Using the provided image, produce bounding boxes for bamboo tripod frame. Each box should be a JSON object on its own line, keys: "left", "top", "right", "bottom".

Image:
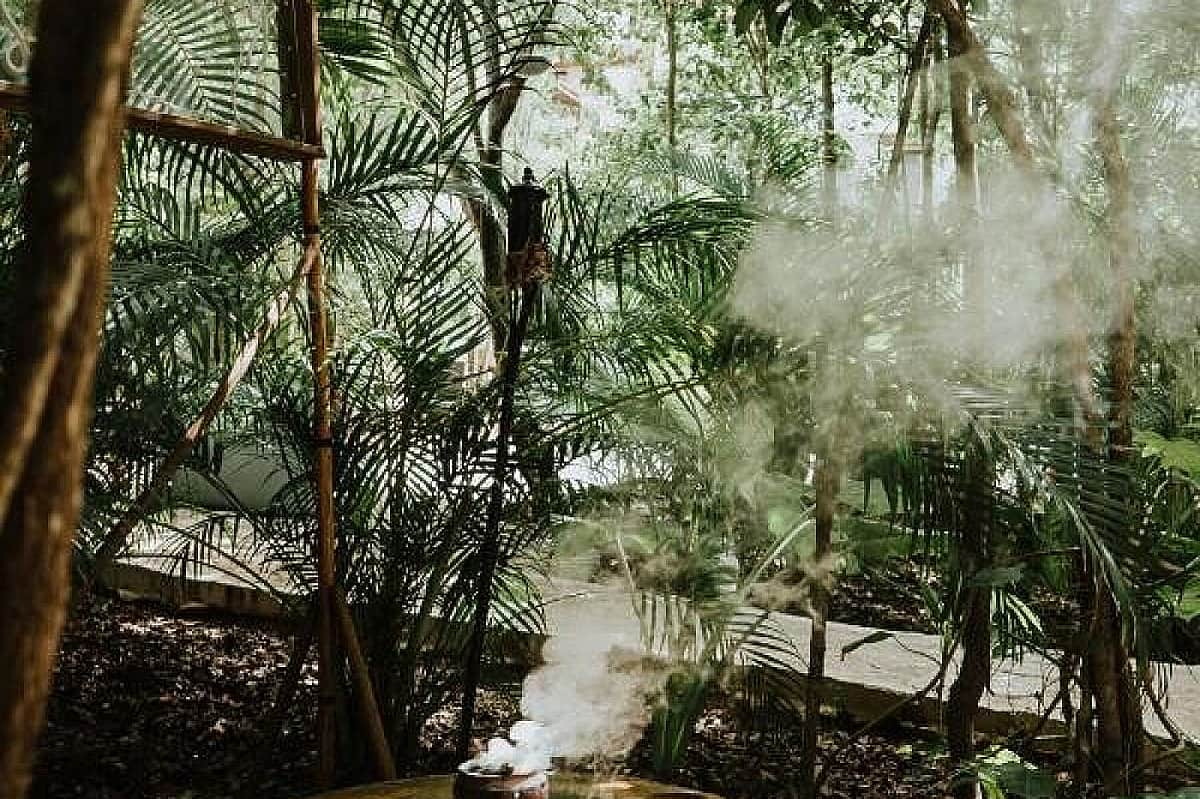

{"left": 1, "top": 0, "right": 394, "bottom": 787}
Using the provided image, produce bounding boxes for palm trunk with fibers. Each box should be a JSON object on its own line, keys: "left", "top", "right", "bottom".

{"left": 92, "top": 250, "right": 315, "bottom": 579}
{"left": 798, "top": 453, "right": 839, "bottom": 799}
{"left": 0, "top": 2, "right": 144, "bottom": 796}
{"left": 946, "top": 436, "right": 992, "bottom": 799}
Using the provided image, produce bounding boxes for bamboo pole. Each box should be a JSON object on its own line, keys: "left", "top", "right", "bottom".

{"left": 290, "top": 0, "right": 393, "bottom": 783}
{"left": 0, "top": 81, "right": 324, "bottom": 162}
{"left": 306, "top": 146, "right": 339, "bottom": 791}
{"left": 335, "top": 590, "right": 398, "bottom": 780}
{"left": 287, "top": 0, "right": 338, "bottom": 785}
{"left": 92, "top": 249, "right": 316, "bottom": 578}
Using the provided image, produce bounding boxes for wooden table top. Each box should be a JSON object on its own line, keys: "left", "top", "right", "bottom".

{"left": 309, "top": 774, "right": 721, "bottom": 799}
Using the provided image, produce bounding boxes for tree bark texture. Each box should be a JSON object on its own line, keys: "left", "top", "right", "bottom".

{"left": 1090, "top": 63, "right": 1143, "bottom": 798}
{"left": 820, "top": 50, "right": 837, "bottom": 218}
{"left": 929, "top": 0, "right": 1034, "bottom": 172}
{"left": 885, "top": 11, "right": 933, "bottom": 187}
{"left": 798, "top": 456, "right": 839, "bottom": 799}
{"left": 0, "top": 2, "right": 144, "bottom": 797}
{"left": 946, "top": 442, "right": 992, "bottom": 799}
{"left": 946, "top": 21, "right": 977, "bottom": 213}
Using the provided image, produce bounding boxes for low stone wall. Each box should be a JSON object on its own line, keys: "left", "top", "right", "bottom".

{"left": 109, "top": 562, "right": 288, "bottom": 617}
{"left": 105, "top": 562, "right": 547, "bottom": 667}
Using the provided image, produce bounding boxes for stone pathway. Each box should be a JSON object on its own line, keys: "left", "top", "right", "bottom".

{"left": 536, "top": 576, "right": 1200, "bottom": 739}
{"left": 115, "top": 550, "right": 1200, "bottom": 740}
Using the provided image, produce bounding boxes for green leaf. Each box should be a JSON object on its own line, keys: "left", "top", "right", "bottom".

{"left": 1135, "top": 430, "right": 1200, "bottom": 478}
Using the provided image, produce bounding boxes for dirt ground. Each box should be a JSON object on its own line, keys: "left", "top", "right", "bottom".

{"left": 31, "top": 598, "right": 947, "bottom": 799}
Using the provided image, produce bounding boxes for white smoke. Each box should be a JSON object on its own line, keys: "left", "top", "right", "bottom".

{"left": 519, "top": 634, "right": 662, "bottom": 760}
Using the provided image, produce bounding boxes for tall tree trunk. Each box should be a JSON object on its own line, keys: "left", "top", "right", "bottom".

{"left": 946, "top": 438, "right": 992, "bottom": 799}
{"left": 921, "top": 31, "right": 945, "bottom": 215}
{"left": 933, "top": 2, "right": 1142, "bottom": 790}
{"left": 1090, "top": 63, "right": 1143, "bottom": 799}
{"left": 665, "top": 0, "right": 679, "bottom": 195}
{"left": 0, "top": 3, "right": 144, "bottom": 797}
{"left": 885, "top": 11, "right": 933, "bottom": 187}
{"left": 1012, "top": 0, "right": 1050, "bottom": 134}
{"left": 456, "top": 11, "right": 527, "bottom": 754}
{"left": 944, "top": 18, "right": 989, "bottom": 794}
{"left": 798, "top": 454, "right": 838, "bottom": 799}
{"left": 820, "top": 47, "right": 836, "bottom": 217}
{"left": 801, "top": 48, "right": 840, "bottom": 798}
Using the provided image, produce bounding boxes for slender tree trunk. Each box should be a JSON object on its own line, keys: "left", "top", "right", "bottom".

{"left": 922, "top": 32, "right": 944, "bottom": 216}
{"left": 801, "top": 48, "right": 841, "bottom": 797}
{"left": 283, "top": 1, "right": 344, "bottom": 783}
{"left": 820, "top": 48, "right": 837, "bottom": 217}
{"left": 947, "top": 25, "right": 977, "bottom": 213}
{"left": 0, "top": 3, "right": 144, "bottom": 797}
{"left": 799, "top": 452, "right": 839, "bottom": 799}
{"left": 946, "top": 8, "right": 980, "bottom": 320}
{"left": 944, "top": 18, "right": 988, "bottom": 791}
{"left": 1012, "top": 0, "right": 1049, "bottom": 134}
{"left": 885, "top": 11, "right": 933, "bottom": 187}
{"left": 946, "top": 439, "right": 992, "bottom": 799}
{"left": 664, "top": 0, "right": 679, "bottom": 195}
{"left": 1090, "top": 67, "right": 1143, "bottom": 799}
{"left": 456, "top": 12, "right": 531, "bottom": 758}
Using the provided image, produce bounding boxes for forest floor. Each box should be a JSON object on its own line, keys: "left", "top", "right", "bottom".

{"left": 31, "top": 598, "right": 949, "bottom": 799}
